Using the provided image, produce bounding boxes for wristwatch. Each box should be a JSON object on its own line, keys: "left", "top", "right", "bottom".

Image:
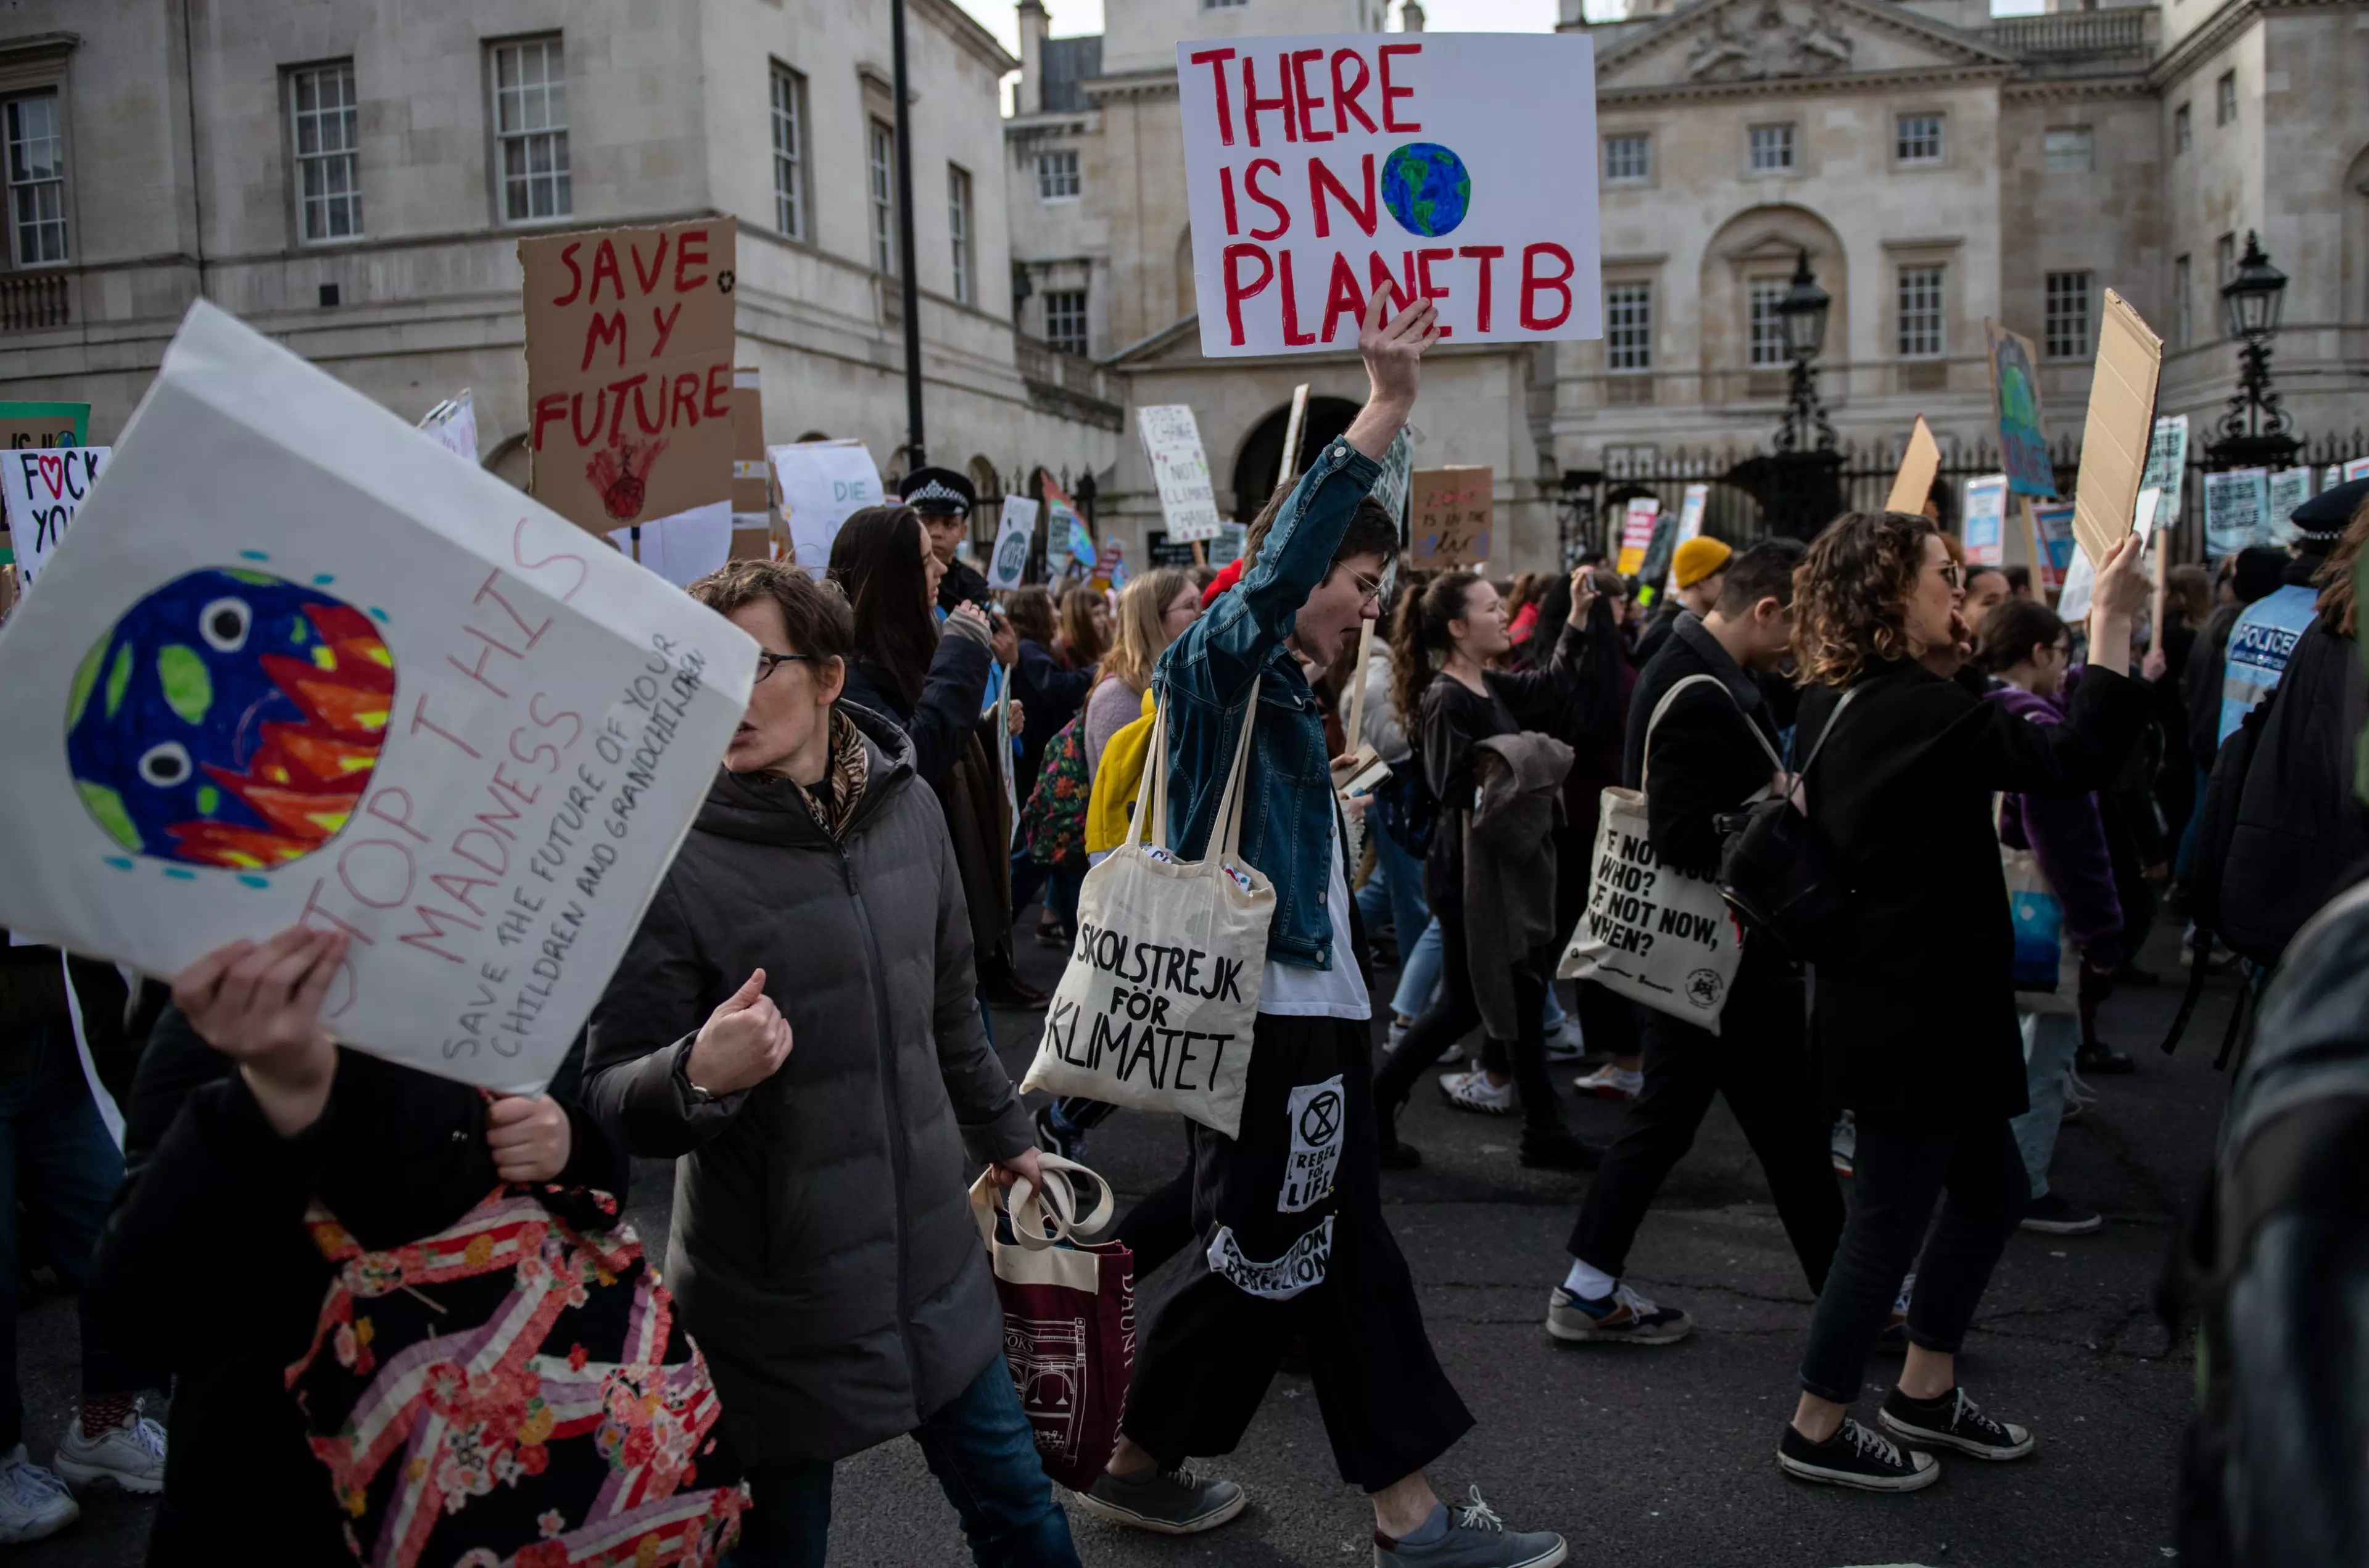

{"left": 677, "top": 1054, "right": 722, "bottom": 1105}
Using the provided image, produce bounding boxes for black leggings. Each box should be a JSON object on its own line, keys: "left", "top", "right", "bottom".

{"left": 1371, "top": 908, "right": 1567, "bottom": 1139}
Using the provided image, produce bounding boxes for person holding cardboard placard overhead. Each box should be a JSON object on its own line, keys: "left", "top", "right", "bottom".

{"left": 1074, "top": 294, "right": 1568, "bottom": 1568}
{"left": 1771, "top": 511, "right": 2154, "bottom": 1495}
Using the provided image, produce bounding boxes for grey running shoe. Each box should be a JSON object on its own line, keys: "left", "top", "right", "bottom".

{"left": 1376, "top": 1487, "right": 1566, "bottom": 1567}
{"left": 1073, "top": 1464, "right": 1246, "bottom": 1535}
{"left": 1545, "top": 1283, "right": 1692, "bottom": 1345}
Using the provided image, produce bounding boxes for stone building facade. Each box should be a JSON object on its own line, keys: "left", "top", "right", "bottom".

{"left": 1009, "top": 0, "right": 2369, "bottom": 568}
{"left": 0, "top": 0, "right": 1123, "bottom": 501}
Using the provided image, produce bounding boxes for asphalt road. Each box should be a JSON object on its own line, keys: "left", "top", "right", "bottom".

{"left": 19, "top": 918, "right": 2235, "bottom": 1567}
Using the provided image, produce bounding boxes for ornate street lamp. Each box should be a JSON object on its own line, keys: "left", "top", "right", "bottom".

{"left": 1774, "top": 249, "right": 1838, "bottom": 455}
{"left": 1739, "top": 248, "right": 1845, "bottom": 538}
{"left": 2208, "top": 230, "right": 2299, "bottom": 471}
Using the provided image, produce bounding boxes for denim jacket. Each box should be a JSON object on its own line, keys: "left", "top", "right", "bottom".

{"left": 1153, "top": 434, "right": 1383, "bottom": 970}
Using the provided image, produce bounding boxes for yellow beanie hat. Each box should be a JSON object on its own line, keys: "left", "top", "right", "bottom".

{"left": 1672, "top": 535, "right": 1734, "bottom": 590}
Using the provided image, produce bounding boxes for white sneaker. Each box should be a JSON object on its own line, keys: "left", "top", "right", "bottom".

{"left": 1830, "top": 1111, "right": 1857, "bottom": 1178}
{"left": 1440, "top": 1070, "right": 1516, "bottom": 1116}
{"left": 1542, "top": 1017, "right": 1587, "bottom": 1062}
{"left": 1573, "top": 1063, "right": 1642, "bottom": 1101}
{"left": 54, "top": 1405, "right": 167, "bottom": 1495}
{"left": 0, "top": 1445, "right": 79, "bottom": 1543}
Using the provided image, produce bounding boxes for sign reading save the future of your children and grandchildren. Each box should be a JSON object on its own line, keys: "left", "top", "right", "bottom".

{"left": 0, "top": 301, "right": 757, "bottom": 1095}
{"left": 1176, "top": 34, "right": 1602, "bottom": 357}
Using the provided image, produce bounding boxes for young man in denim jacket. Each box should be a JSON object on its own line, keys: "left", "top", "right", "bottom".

{"left": 1070, "top": 295, "right": 1569, "bottom": 1568}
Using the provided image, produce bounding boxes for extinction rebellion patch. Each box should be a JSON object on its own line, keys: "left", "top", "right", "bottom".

{"left": 1278, "top": 1074, "right": 1346, "bottom": 1213}
{"left": 1206, "top": 1216, "right": 1334, "bottom": 1300}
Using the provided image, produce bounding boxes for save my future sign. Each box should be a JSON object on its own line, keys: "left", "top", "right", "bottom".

{"left": 521, "top": 217, "right": 738, "bottom": 536}
{"left": 1178, "top": 34, "right": 1602, "bottom": 358}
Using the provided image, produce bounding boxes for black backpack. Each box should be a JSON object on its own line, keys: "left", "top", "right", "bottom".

{"left": 1718, "top": 685, "right": 1861, "bottom": 963}
{"left": 2167, "top": 875, "right": 2369, "bottom": 1567}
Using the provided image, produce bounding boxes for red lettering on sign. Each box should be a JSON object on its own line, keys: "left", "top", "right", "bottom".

{"left": 1520, "top": 242, "right": 1575, "bottom": 330}
{"left": 605, "top": 374, "right": 649, "bottom": 445}
{"left": 650, "top": 301, "right": 683, "bottom": 357}
{"left": 1331, "top": 50, "right": 1376, "bottom": 135}
{"left": 1458, "top": 244, "right": 1504, "bottom": 332}
{"left": 1244, "top": 159, "right": 1289, "bottom": 241}
{"left": 1321, "top": 252, "right": 1366, "bottom": 342}
{"left": 1290, "top": 49, "right": 1330, "bottom": 143}
{"left": 1379, "top": 44, "right": 1422, "bottom": 132}
{"left": 672, "top": 372, "right": 701, "bottom": 428}
{"left": 581, "top": 310, "right": 628, "bottom": 372}
{"left": 1279, "top": 249, "right": 1316, "bottom": 346}
{"left": 587, "top": 239, "right": 624, "bottom": 305}
{"left": 1368, "top": 250, "right": 1416, "bottom": 314}
{"left": 673, "top": 228, "right": 711, "bottom": 292}
{"left": 632, "top": 378, "right": 665, "bottom": 436}
{"left": 704, "top": 363, "right": 732, "bottom": 418}
{"left": 531, "top": 393, "right": 569, "bottom": 452}
{"left": 1223, "top": 244, "right": 1275, "bottom": 348}
{"left": 1310, "top": 154, "right": 1376, "bottom": 239}
{"left": 1219, "top": 166, "right": 1240, "bottom": 235}
{"left": 1416, "top": 247, "right": 1455, "bottom": 338}
{"left": 630, "top": 233, "right": 671, "bottom": 295}
{"left": 569, "top": 390, "right": 607, "bottom": 448}
{"left": 1189, "top": 49, "right": 1239, "bottom": 146}
{"left": 1242, "top": 54, "right": 1296, "bottom": 147}
{"left": 552, "top": 242, "right": 585, "bottom": 306}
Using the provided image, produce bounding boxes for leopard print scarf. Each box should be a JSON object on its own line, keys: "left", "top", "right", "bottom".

{"left": 792, "top": 708, "right": 870, "bottom": 841}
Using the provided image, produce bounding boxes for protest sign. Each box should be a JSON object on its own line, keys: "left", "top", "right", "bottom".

{"left": 1211, "top": 522, "right": 1248, "bottom": 566}
{"left": 521, "top": 217, "right": 739, "bottom": 535}
{"left": 2346, "top": 456, "right": 2369, "bottom": 484}
{"left": 2058, "top": 538, "right": 2096, "bottom": 621}
{"left": 989, "top": 495, "right": 1038, "bottom": 590}
{"left": 1675, "top": 482, "right": 1709, "bottom": 545}
{"left": 1615, "top": 495, "right": 1658, "bottom": 577}
{"left": 608, "top": 500, "right": 732, "bottom": 588}
{"left": 1635, "top": 505, "right": 1681, "bottom": 598}
{"left": 0, "top": 445, "right": 109, "bottom": 595}
{"left": 2204, "top": 468, "right": 2269, "bottom": 557}
{"left": 0, "top": 300, "right": 755, "bottom": 1094}
{"left": 2032, "top": 501, "right": 2077, "bottom": 591}
{"left": 2330, "top": 464, "right": 2347, "bottom": 491}
{"left": 1886, "top": 415, "right": 1941, "bottom": 515}
{"left": 729, "top": 367, "right": 775, "bottom": 559}
{"left": 2267, "top": 466, "right": 2314, "bottom": 548}
{"left": 1146, "top": 533, "right": 1201, "bottom": 567}
{"left": 418, "top": 392, "right": 479, "bottom": 463}
{"left": 1371, "top": 425, "right": 1416, "bottom": 538}
{"left": 0, "top": 401, "right": 88, "bottom": 451}
{"left": 1138, "top": 405, "right": 1223, "bottom": 544}
{"left": 771, "top": 440, "right": 882, "bottom": 572}
{"left": 2133, "top": 485, "right": 2164, "bottom": 543}
{"left": 1962, "top": 474, "right": 2009, "bottom": 566}
{"left": 2069, "top": 289, "right": 2162, "bottom": 568}
{"left": 1046, "top": 501, "right": 1078, "bottom": 580}
{"left": 1986, "top": 320, "right": 2056, "bottom": 498}
{"left": 2141, "top": 415, "right": 2188, "bottom": 535}
{"left": 1176, "top": 33, "right": 1602, "bottom": 357}
{"left": 1408, "top": 466, "right": 1493, "bottom": 567}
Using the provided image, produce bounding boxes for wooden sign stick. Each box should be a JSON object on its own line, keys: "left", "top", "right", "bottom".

{"left": 1278, "top": 383, "right": 1312, "bottom": 487}
{"left": 1343, "top": 619, "right": 1375, "bottom": 747}
{"left": 1192, "top": 541, "right": 1207, "bottom": 567}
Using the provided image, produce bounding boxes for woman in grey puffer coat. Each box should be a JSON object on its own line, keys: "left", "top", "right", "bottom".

{"left": 584, "top": 561, "right": 1077, "bottom": 1568}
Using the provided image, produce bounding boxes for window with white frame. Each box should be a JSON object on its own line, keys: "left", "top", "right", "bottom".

{"left": 2175, "top": 254, "right": 2193, "bottom": 349}
{"left": 492, "top": 39, "right": 569, "bottom": 223}
{"left": 1897, "top": 264, "right": 1945, "bottom": 358}
{"left": 948, "top": 165, "right": 974, "bottom": 307}
{"left": 1606, "top": 282, "right": 1652, "bottom": 371}
{"left": 1748, "top": 123, "right": 1795, "bottom": 173}
{"left": 1895, "top": 113, "right": 1943, "bottom": 164}
{"left": 4, "top": 91, "right": 67, "bottom": 265}
{"left": 1603, "top": 133, "right": 1650, "bottom": 184}
{"left": 771, "top": 65, "right": 809, "bottom": 241}
{"left": 2044, "top": 126, "right": 2093, "bottom": 173}
{"left": 2045, "top": 271, "right": 2093, "bottom": 360}
{"left": 291, "top": 62, "right": 362, "bottom": 242}
{"left": 1043, "top": 289, "right": 1088, "bottom": 355}
{"left": 1748, "top": 277, "right": 1790, "bottom": 366}
{"left": 867, "top": 119, "right": 896, "bottom": 274}
{"left": 1037, "top": 149, "right": 1080, "bottom": 200}
{"left": 2216, "top": 70, "right": 2237, "bottom": 126}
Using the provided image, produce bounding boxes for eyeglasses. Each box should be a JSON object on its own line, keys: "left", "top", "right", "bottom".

{"left": 1347, "top": 566, "right": 1391, "bottom": 607}
{"left": 753, "top": 651, "right": 816, "bottom": 684}
{"left": 1933, "top": 563, "right": 1963, "bottom": 590}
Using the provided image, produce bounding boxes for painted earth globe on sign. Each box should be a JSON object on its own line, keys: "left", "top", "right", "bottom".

{"left": 1381, "top": 142, "right": 1472, "bottom": 239}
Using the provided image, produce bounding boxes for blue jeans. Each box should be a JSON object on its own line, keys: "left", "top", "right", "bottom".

{"left": 1391, "top": 916, "right": 1445, "bottom": 1021}
{"left": 1358, "top": 824, "right": 1431, "bottom": 957}
{"left": 2010, "top": 1010, "right": 2081, "bottom": 1201}
{"left": 0, "top": 1020, "right": 132, "bottom": 1448}
{"left": 727, "top": 1360, "right": 1081, "bottom": 1568}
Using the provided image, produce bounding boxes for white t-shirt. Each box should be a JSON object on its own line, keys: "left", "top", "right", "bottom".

{"left": 1259, "top": 818, "right": 1370, "bottom": 1020}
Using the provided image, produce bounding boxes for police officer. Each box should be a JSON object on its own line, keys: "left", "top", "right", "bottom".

{"left": 899, "top": 466, "right": 993, "bottom": 614}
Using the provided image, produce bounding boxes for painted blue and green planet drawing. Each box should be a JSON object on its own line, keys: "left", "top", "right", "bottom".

{"left": 65, "top": 566, "right": 395, "bottom": 873}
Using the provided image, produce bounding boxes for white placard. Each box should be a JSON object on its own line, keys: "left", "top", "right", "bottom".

{"left": 0, "top": 300, "right": 756, "bottom": 1094}
{"left": 608, "top": 499, "right": 732, "bottom": 589}
{"left": 988, "top": 495, "right": 1036, "bottom": 591}
{"left": 2132, "top": 485, "right": 2163, "bottom": 543}
{"left": 1962, "top": 473, "right": 2008, "bottom": 566}
{"left": 2140, "top": 415, "right": 2186, "bottom": 534}
{"left": 1, "top": 445, "right": 110, "bottom": 595}
{"left": 418, "top": 390, "right": 479, "bottom": 464}
{"left": 1177, "top": 33, "right": 1602, "bottom": 358}
{"left": 2204, "top": 468, "right": 2268, "bottom": 557}
{"left": 1046, "top": 502, "right": 1079, "bottom": 580}
{"left": 771, "top": 440, "right": 883, "bottom": 574}
{"left": 2345, "top": 456, "right": 2369, "bottom": 484}
{"left": 1675, "top": 483, "right": 1709, "bottom": 545}
{"left": 2059, "top": 539, "right": 2097, "bottom": 621}
{"left": 2267, "top": 466, "right": 2315, "bottom": 548}
{"left": 1138, "top": 405, "right": 1223, "bottom": 544}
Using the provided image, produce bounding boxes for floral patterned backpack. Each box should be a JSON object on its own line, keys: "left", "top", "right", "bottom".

{"left": 286, "top": 1181, "right": 748, "bottom": 1568}
{"left": 1020, "top": 715, "right": 1093, "bottom": 869}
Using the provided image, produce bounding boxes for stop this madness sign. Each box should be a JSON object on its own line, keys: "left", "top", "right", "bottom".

{"left": 1177, "top": 34, "right": 1602, "bottom": 358}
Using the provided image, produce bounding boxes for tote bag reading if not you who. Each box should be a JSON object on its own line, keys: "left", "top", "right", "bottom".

{"left": 1023, "top": 686, "right": 1273, "bottom": 1138}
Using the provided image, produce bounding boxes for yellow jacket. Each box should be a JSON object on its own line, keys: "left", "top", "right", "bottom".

{"left": 1084, "top": 687, "right": 1158, "bottom": 854}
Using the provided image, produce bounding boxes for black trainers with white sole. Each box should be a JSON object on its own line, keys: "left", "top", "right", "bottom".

{"left": 1073, "top": 1464, "right": 1246, "bottom": 1534}
{"left": 1878, "top": 1385, "right": 2035, "bottom": 1460}
{"left": 1777, "top": 1417, "right": 1941, "bottom": 1492}
{"left": 2019, "top": 1192, "right": 2104, "bottom": 1235}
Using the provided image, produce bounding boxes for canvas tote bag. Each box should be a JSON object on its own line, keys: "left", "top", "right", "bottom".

{"left": 969, "top": 1155, "right": 1133, "bottom": 1492}
{"left": 1561, "top": 674, "right": 1777, "bottom": 1033}
{"left": 1022, "top": 685, "right": 1273, "bottom": 1137}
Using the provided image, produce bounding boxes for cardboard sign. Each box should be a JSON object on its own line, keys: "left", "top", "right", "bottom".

{"left": 2268, "top": 466, "right": 2315, "bottom": 548}
{"left": 2069, "top": 289, "right": 2162, "bottom": 569}
{"left": 2204, "top": 468, "right": 2268, "bottom": 558}
{"left": 1177, "top": 33, "right": 1602, "bottom": 357}
{"left": 2032, "top": 501, "right": 2077, "bottom": 590}
{"left": 0, "top": 300, "right": 755, "bottom": 1094}
{"left": 1409, "top": 466, "right": 1493, "bottom": 567}
{"left": 521, "top": 217, "right": 739, "bottom": 535}
{"left": 418, "top": 391, "right": 479, "bottom": 463}
{"left": 988, "top": 495, "right": 1037, "bottom": 590}
{"left": 728, "top": 369, "right": 774, "bottom": 561}
{"left": 1986, "top": 320, "right": 2056, "bottom": 498}
{"left": 0, "top": 446, "right": 109, "bottom": 595}
{"left": 0, "top": 401, "right": 88, "bottom": 452}
{"left": 1615, "top": 495, "right": 1658, "bottom": 577}
{"left": 1885, "top": 415, "right": 1941, "bottom": 515}
{"left": 608, "top": 500, "right": 732, "bottom": 589}
{"left": 1962, "top": 474, "right": 2008, "bottom": 566}
{"left": 771, "top": 440, "right": 882, "bottom": 573}
{"left": 2141, "top": 415, "right": 2188, "bottom": 535}
{"left": 1138, "top": 405, "right": 1223, "bottom": 544}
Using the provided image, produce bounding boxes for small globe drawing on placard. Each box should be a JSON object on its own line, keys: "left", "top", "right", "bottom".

{"left": 995, "top": 529, "right": 1031, "bottom": 582}
{"left": 1382, "top": 143, "right": 1473, "bottom": 239}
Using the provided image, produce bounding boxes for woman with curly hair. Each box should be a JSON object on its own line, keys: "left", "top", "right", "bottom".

{"left": 1773, "top": 511, "right": 2153, "bottom": 1495}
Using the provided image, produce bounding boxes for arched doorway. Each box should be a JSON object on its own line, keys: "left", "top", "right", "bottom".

{"left": 1230, "top": 397, "right": 1360, "bottom": 521}
{"left": 1695, "top": 204, "right": 1848, "bottom": 406}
